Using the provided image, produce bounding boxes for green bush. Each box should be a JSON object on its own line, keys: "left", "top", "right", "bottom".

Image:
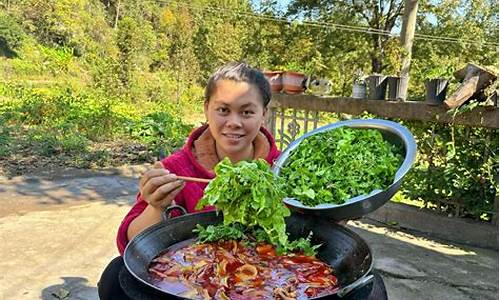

{"left": 38, "top": 45, "right": 74, "bottom": 75}
{"left": 126, "top": 110, "right": 192, "bottom": 157}
{"left": 0, "top": 12, "right": 24, "bottom": 51}
{"left": 1, "top": 86, "right": 126, "bottom": 140}
{"left": 0, "top": 83, "right": 195, "bottom": 160}
{"left": 401, "top": 122, "right": 498, "bottom": 221}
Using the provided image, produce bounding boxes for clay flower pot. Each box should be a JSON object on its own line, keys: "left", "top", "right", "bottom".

{"left": 263, "top": 71, "right": 283, "bottom": 93}
{"left": 282, "top": 71, "right": 307, "bottom": 94}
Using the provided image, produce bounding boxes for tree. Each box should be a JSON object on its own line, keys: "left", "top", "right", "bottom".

{"left": 407, "top": 0, "right": 498, "bottom": 98}
{"left": 287, "top": 0, "right": 405, "bottom": 73}
{"left": 191, "top": 0, "right": 253, "bottom": 79}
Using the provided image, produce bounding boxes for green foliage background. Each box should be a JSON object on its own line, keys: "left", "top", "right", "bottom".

{"left": 0, "top": 0, "right": 498, "bottom": 221}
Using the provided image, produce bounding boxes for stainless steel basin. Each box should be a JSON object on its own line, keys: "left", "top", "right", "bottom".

{"left": 272, "top": 119, "right": 417, "bottom": 221}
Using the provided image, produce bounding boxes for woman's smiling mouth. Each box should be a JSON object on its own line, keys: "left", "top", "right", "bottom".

{"left": 223, "top": 133, "right": 245, "bottom": 140}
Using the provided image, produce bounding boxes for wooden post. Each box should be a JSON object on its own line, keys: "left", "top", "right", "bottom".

{"left": 399, "top": 0, "right": 419, "bottom": 101}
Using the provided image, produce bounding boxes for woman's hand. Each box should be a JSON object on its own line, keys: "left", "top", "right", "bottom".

{"left": 139, "top": 161, "right": 185, "bottom": 210}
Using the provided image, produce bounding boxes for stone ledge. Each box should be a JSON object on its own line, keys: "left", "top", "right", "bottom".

{"left": 366, "top": 201, "right": 498, "bottom": 250}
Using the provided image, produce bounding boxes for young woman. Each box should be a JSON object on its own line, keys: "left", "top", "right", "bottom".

{"left": 98, "top": 62, "right": 280, "bottom": 299}
{"left": 98, "top": 62, "right": 387, "bottom": 299}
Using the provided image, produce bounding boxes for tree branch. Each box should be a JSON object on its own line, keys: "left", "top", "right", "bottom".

{"left": 351, "top": 0, "right": 371, "bottom": 23}
{"left": 384, "top": 0, "right": 396, "bottom": 21}
{"left": 384, "top": 0, "right": 404, "bottom": 31}
{"left": 371, "top": 0, "right": 381, "bottom": 28}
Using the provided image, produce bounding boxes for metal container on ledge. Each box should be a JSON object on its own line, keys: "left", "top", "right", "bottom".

{"left": 272, "top": 119, "right": 417, "bottom": 221}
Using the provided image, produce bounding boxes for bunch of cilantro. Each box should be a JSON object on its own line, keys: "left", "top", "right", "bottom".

{"left": 195, "top": 158, "right": 319, "bottom": 255}
{"left": 279, "top": 127, "right": 403, "bottom": 206}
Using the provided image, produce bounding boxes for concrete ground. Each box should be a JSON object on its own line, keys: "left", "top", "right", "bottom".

{"left": 0, "top": 166, "right": 498, "bottom": 300}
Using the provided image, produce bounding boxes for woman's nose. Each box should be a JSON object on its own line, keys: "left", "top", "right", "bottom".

{"left": 225, "top": 113, "right": 242, "bottom": 128}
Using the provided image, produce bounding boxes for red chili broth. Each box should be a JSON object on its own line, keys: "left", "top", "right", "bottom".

{"left": 148, "top": 238, "right": 340, "bottom": 300}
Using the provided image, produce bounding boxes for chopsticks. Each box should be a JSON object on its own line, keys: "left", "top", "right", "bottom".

{"left": 176, "top": 176, "right": 211, "bottom": 183}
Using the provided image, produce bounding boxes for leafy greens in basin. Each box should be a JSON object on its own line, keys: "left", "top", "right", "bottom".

{"left": 279, "top": 127, "right": 404, "bottom": 206}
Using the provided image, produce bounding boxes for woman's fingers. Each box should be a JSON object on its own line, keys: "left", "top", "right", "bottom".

{"left": 147, "top": 180, "right": 185, "bottom": 208}
{"left": 138, "top": 163, "right": 186, "bottom": 209}
{"left": 141, "top": 173, "right": 177, "bottom": 196}
{"left": 159, "top": 182, "right": 185, "bottom": 204}
{"left": 139, "top": 168, "right": 169, "bottom": 191}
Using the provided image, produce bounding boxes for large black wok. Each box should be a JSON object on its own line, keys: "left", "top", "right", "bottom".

{"left": 123, "top": 210, "right": 374, "bottom": 299}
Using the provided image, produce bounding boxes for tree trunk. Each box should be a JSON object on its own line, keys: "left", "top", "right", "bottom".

{"left": 371, "top": 35, "right": 384, "bottom": 73}
{"left": 114, "top": 0, "right": 121, "bottom": 29}
{"left": 371, "top": 56, "right": 384, "bottom": 73}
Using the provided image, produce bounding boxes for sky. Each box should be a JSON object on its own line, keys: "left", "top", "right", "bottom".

{"left": 251, "top": 0, "right": 291, "bottom": 13}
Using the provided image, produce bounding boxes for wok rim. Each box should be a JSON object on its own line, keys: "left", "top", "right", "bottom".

{"left": 123, "top": 211, "right": 374, "bottom": 299}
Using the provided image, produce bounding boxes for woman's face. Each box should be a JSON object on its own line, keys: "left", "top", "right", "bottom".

{"left": 204, "top": 79, "right": 267, "bottom": 162}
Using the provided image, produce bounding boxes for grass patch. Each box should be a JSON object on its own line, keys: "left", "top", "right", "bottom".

{"left": 391, "top": 191, "right": 425, "bottom": 208}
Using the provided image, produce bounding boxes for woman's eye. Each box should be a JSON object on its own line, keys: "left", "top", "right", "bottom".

{"left": 242, "top": 110, "right": 254, "bottom": 116}
{"left": 216, "top": 107, "right": 229, "bottom": 113}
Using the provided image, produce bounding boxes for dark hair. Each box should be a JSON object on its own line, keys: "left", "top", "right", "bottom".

{"left": 204, "top": 62, "right": 271, "bottom": 107}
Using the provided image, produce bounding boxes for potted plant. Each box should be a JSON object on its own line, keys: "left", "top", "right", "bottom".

{"left": 282, "top": 62, "right": 308, "bottom": 95}
{"left": 423, "top": 65, "right": 453, "bottom": 105}
{"left": 263, "top": 70, "right": 283, "bottom": 93}
{"left": 352, "top": 69, "right": 367, "bottom": 99}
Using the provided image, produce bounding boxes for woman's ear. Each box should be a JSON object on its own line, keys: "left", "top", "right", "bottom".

{"left": 203, "top": 100, "right": 209, "bottom": 122}
{"left": 261, "top": 107, "right": 268, "bottom": 127}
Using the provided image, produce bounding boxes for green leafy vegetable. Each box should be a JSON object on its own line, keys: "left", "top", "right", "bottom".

{"left": 193, "top": 223, "right": 245, "bottom": 243}
{"left": 196, "top": 158, "right": 290, "bottom": 247}
{"left": 195, "top": 157, "right": 318, "bottom": 255}
{"left": 280, "top": 127, "right": 404, "bottom": 206}
{"left": 287, "top": 232, "right": 322, "bottom": 256}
